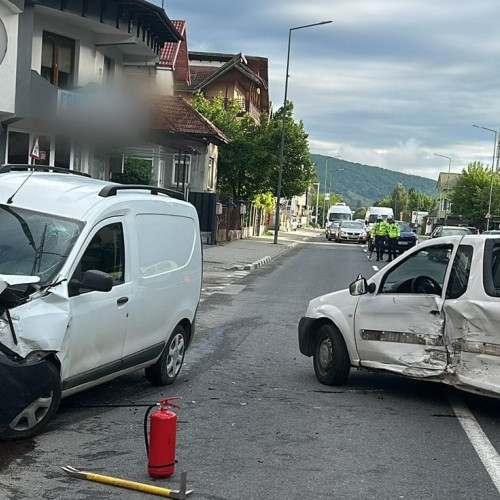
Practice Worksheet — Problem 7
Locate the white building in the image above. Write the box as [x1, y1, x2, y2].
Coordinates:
[0, 0, 182, 178]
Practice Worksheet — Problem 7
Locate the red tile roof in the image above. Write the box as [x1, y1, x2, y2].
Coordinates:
[151, 95, 229, 144]
[159, 20, 186, 67]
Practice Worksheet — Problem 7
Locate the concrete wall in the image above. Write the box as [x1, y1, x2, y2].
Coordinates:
[0, 0, 21, 117]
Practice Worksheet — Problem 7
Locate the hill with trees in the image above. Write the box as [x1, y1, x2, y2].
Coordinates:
[311, 154, 437, 208]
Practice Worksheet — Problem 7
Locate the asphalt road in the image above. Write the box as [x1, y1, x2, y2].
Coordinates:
[2, 237, 500, 499]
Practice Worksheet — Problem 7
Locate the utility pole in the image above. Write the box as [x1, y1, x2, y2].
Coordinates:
[322, 159, 328, 227]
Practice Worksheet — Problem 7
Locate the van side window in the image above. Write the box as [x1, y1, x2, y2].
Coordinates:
[445, 245, 472, 299]
[72, 223, 125, 289]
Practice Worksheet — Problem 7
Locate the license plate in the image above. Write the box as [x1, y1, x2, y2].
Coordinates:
[399, 241, 409, 245]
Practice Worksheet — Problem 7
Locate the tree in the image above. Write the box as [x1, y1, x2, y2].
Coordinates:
[192, 93, 315, 200]
[407, 188, 436, 214]
[353, 207, 367, 220]
[374, 183, 436, 223]
[449, 161, 500, 225]
[118, 158, 153, 185]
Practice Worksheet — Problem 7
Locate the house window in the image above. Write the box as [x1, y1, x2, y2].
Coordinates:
[172, 154, 191, 184]
[41, 32, 75, 88]
[207, 157, 215, 190]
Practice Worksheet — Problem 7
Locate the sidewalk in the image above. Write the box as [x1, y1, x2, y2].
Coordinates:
[202, 227, 320, 274]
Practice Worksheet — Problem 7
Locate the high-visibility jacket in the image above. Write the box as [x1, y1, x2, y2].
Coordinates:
[371, 221, 389, 238]
[387, 222, 401, 239]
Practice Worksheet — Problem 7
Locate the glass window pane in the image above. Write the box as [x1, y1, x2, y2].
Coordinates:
[55, 136, 71, 168]
[7, 131, 30, 164]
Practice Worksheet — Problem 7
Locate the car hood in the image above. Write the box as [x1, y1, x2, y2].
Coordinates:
[0, 274, 40, 294]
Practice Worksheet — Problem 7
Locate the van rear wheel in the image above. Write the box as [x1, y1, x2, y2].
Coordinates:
[145, 324, 186, 386]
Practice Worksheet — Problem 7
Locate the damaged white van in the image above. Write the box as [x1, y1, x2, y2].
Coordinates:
[0, 165, 202, 439]
[299, 234, 500, 398]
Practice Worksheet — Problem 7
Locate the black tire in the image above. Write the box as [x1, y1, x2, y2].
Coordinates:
[145, 324, 187, 386]
[313, 324, 350, 385]
[1, 362, 61, 440]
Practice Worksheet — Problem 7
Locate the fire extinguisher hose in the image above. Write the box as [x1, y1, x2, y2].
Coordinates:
[144, 404, 157, 456]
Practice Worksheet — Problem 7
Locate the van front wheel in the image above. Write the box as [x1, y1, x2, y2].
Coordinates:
[145, 324, 187, 386]
[1, 361, 61, 440]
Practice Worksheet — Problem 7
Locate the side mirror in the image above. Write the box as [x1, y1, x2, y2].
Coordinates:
[349, 275, 367, 295]
[69, 270, 113, 295]
[81, 270, 113, 292]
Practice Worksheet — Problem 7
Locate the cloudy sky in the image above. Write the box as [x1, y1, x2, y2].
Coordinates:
[163, 0, 500, 181]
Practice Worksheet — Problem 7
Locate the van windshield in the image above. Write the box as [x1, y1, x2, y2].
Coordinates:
[328, 213, 351, 222]
[0, 205, 83, 286]
[368, 214, 390, 223]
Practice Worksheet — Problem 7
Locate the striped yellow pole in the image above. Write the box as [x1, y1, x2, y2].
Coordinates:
[62, 466, 192, 499]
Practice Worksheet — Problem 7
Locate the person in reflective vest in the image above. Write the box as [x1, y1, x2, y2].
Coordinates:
[386, 215, 401, 262]
[370, 215, 389, 262]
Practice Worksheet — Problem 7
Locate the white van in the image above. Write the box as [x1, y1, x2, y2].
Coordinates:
[0, 166, 202, 439]
[365, 206, 394, 232]
[327, 203, 352, 224]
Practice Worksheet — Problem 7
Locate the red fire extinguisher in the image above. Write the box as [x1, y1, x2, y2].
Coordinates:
[144, 397, 182, 478]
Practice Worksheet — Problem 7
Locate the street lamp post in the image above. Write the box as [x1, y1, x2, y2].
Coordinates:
[273, 20, 332, 244]
[473, 124, 498, 231]
[314, 182, 320, 227]
[434, 153, 452, 224]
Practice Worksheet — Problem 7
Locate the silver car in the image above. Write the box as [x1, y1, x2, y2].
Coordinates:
[335, 220, 367, 243]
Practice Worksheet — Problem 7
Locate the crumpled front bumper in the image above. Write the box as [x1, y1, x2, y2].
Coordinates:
[0, 352, 55, 435]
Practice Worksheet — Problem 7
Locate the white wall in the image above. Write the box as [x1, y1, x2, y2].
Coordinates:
[0, 1, 20, 116]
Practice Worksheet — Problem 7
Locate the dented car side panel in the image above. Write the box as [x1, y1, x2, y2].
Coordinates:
[301, 235, 500, 398]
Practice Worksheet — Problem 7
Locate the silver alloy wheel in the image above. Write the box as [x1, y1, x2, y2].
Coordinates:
[9, 393, 54, 431]
[167, 332, 185, 378]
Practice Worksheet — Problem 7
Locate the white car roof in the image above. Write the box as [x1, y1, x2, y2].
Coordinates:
[0, 170, 189, 222]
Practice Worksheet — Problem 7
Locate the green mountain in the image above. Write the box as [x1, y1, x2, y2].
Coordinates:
[311, 154, 437, 208]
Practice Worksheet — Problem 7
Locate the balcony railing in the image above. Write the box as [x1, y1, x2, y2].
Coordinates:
[223, 98, 262, 123]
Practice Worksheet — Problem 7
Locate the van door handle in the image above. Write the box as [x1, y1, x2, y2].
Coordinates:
[117, 297, 129, 306]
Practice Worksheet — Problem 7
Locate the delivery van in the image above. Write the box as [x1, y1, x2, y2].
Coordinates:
[0, 165, 202, 439]
[327, 203, 352, 224]
[365, 206, 394, 232]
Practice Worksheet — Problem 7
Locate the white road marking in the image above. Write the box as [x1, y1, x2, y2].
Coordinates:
[449, 393, 500, 493]
[372, 265, 379, 271]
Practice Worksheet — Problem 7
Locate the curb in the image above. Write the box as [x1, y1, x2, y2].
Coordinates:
[230, 242, 298, 271]
[244, 255, 272, 270]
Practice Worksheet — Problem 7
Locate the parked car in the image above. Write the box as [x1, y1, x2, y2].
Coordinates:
[394, 221, 418, 253]
[325, 221, 340, 241]
[0, 165, 202, 439]
[430, 225, 471, 238]
[335, 220, 367, 243]
[290, 217, 299, 231]
[298, 234, 500, 398]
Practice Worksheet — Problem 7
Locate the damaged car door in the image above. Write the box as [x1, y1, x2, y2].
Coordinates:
[352, 243, 454, 378]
